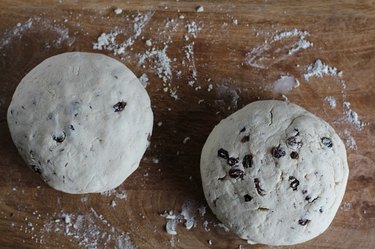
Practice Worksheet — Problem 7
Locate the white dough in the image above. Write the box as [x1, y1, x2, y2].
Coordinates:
[200, 100, 348, 245]
[7, 52, 153, 194]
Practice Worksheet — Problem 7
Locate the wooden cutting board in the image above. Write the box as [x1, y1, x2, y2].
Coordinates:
[0, 1, 374, 248]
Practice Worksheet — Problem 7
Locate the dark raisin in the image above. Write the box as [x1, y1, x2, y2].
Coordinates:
[298, 219, 310, 226]
[30, 165, 42, 174]
[53, 132, 66, 143]
[242, 154, 253, 168]
[287, 137, 303, 149]
[321, 137, 333, 148]
[241, 135, 250, 143]
[244, 194, 253, 202]
[70, 125, 75, 130]
[113, 101, 127, 112]
[289, 176, 299, 191]
[240, 127, 246, 133]
[218, 149, 229, 159]
[271, 145, 286, 158]
[254, 178, 266, 196]
[290, 151, 299, 159]
[227, 157, 239, 166]
[228, 168, 244, 179]
[305, 196, 311, 201]
[114, 75, 118, 79]
[319, 207, 324, 213]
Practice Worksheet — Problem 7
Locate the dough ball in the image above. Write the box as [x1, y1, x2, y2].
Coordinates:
[200, 100, 348, 245]
[7, 52, 153, 194]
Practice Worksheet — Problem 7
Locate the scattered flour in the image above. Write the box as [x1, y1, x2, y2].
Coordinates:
[0, 18, 33, 49]
[272, 75, 300, 94]
[304, 59, 341, 81]
[325, 96, 337, 109]
[165, 219, 178, 235]
[100, 189, 128, 200]
[138, 45, 172, 83]
[0, 16, 74, 51]
[272, 29, 309, 42]
[272, 28, 313, 55]
[160, 200, 205, 235]
[145, 39, 152, 47]
[13, 209, 136, 249]
[185, 21, 201, 39]
[114, 8, 123, 15]
[196, 6, 204, 13]
[343, 128, 357, 150]
[184, 42, 198, 83]
[245, 28, 313, 69]
[93, 12, 154, 55]
[343, 101, 365, 130]
[180, 200, 196, 230]
[340, 201, 352, 211]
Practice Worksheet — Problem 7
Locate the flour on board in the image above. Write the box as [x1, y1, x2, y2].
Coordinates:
[138, 45, 172, 84]
[304, 59, 342, 81]
[272, 28, 313, 55]
[343, 101, 365, 130]
[160, 200, 208, 235]
[0, 16, 74, 51]
[11, 209, 136, 249]
[100, 189, 128, 200]
[325, 96, 337, 109]
[245, 28, 313, 69]
[343, 128, 357, 150]
[272, 75, 300, 94]
[0, 18, 33, 50]
[185, 21, 201, 39]
[93, 12, 154, 55]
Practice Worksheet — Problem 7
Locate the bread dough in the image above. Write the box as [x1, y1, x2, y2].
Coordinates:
[200, 100, 348, 245]
[7, 52, 153, 194]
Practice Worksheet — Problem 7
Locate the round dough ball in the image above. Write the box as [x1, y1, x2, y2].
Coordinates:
[200, 100, 348, 245]
[7, 52, 153, 194]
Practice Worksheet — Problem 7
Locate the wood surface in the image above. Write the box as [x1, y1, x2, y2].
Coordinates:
[0, 1, 374, 248]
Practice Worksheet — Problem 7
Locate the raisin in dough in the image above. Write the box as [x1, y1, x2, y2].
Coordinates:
[7, 52, 153, 194]
[200, 100, 349, 245]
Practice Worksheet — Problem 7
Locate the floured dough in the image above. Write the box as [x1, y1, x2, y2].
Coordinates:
[7, 52, 153, 194]
[200, 100, 348, 245]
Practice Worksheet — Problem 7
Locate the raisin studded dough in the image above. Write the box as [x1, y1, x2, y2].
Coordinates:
[7, 52, 153, 194]
[200, 100, 349, 245]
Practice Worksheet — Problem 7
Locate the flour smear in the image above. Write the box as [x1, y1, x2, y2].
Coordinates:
[11, 209, 136, 249]
[304, 59, 342, 81]
[0, 16, 74, 51]
[245, 28, 313, 69]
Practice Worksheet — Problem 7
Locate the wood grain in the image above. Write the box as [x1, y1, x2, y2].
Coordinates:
[0, 1, 374, 248]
